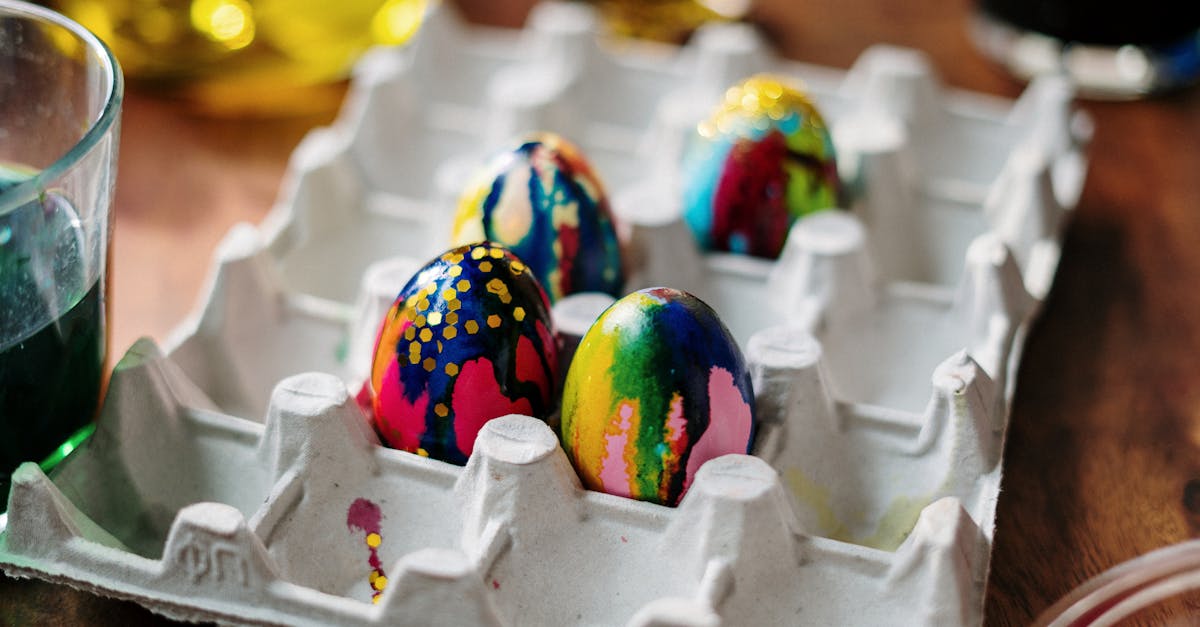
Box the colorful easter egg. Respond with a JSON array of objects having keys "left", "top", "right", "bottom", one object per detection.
[
  {"left": 682, "top": 74, "right": 841, "bottom": 259},
  {"left": 560, "top": 287, "right": 757, "bottom": 506},
  {"left": 363, "top": 243, "right": 558, "bottom": 465},
  {"left": 451, "top": 132, "right": 625, "bottom": 303}
]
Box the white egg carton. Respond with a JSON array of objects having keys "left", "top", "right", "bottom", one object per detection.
[{"left": 0, "top": 2, "right": 1091, "bottom": 625}]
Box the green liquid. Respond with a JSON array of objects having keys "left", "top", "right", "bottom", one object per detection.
[{"left": 0, "top": 168, "right": 104, "bottom": 510}]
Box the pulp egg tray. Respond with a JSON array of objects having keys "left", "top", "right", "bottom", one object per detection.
[{"left": 0, "top": 2, "right": 1091, "bottom": 625}]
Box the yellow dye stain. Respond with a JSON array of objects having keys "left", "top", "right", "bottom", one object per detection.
[
  {"left": 552, "top": 199, "right": 581, "bottom": 230},
  {"left": 784, "top": 468, "right": 931, "bottom": 551},
  {"left": 373, "top": 576, "right": 388, "bottom": 591},
  {"left": 491, "top": 189, "right": 533, "bottom": 244},
  {"left": 783, "top": 468, "right": 851, "bottom": 541},
  {"left": 417, "top": 448, "right": 429, "bottom": 457},
  {"left": 858, "top": 495, "right": 931, "bottom": 551},
  {"left": 366, "top": 533, "right": 381, "bottom": 548},
  {"left": 453, "top": 188, "right": 489, "bottom": 245},
  {"left": 562, "top": 331, "right": 618, "bottom": 489}
]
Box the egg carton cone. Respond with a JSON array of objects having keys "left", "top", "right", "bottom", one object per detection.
[
  {"left": 2, "top": 333, "right": 996, "bottom": 625},
  {"left": 260, "top": 1, "right": 1089, "bottom": 310}
]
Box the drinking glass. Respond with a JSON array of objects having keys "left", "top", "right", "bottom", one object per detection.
[{"left": 0, "top": 0, "right": 122, "bottom": 510}]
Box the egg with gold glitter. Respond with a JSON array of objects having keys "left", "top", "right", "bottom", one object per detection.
[
  {"left": 363, "top": 243, "right": 559, "bottom": 465},
  {"left": 682, "top": 74, "right": 841, "bottom": 259},
  {"left": 560, "top": 287, "right": 756, "bottom": 506},
  {"left": 451, "top": 132, "right": 625, "bottom": 303}
]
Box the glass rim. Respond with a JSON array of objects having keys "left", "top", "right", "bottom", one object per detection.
[{"left": 0, "top": 0, "right": 124, "bottom": 216}]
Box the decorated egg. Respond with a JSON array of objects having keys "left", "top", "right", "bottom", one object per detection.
[
  {"left": 451, "top": 132, "right": 625, "bottom": 303},
  {"left": 682, "top": 74, "right": 841, "bottom": 259},
  {"left": 560, "top": 287, "right": 756, "bottom": 506},
  {"left": 363, "top": 243, "right": 559, "bottom": 465}
]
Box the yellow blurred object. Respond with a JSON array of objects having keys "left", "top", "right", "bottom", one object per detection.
[
  {"left": 51, "top": 0, "right": 426, "bottom": 116},
  {"left": 589, "top": 0, "right": 749, "bottom": 43}
]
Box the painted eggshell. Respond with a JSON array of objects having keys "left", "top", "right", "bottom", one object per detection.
[
  {"left": 364, "top": 242, "right": 558, "bottom": 465},
  {"left": 560, "top": 287, "right": 757, "bottom": 506},
  {"left": 682, "top": 74, "right": 841, "bottom": 259},
  {"left": 451, "top": 132, "right": 625, "bottom": 303}
]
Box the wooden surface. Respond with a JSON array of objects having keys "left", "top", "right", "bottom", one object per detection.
[{"left": 4, "top": 0, "right": 1200, "bottom": 624}]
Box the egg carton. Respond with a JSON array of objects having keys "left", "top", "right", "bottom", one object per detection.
[
  {"left": 0, "top": 1, "right": 1090, "bottom": 624},
  {"left": 2, "top": 324, "right": 997, "bottom": 625},
  {"left": 0, "top": 209, "right": 1025, "bottom": 625}
]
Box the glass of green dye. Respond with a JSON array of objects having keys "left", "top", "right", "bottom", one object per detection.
[{"left": 0, "top": 0, "right": 122, "bottom": 511}]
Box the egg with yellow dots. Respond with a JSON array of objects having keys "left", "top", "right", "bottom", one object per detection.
[
  {"left": 362, "top": 242, "right": 559, "bottom": 464},
  {"left": 682, "top": 74, "right": 841, "bottom": 259}
]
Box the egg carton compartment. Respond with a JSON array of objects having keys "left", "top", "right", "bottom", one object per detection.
[
  {"left": 2, "top": 331, "right": 996, "bottom": 625},
  {"left": 260, "top": 1, "right": 1088, "bottom": 310}
]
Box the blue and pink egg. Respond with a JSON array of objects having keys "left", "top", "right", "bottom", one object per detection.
[{"left": 451, "top": 132, "right": 624, "bottom": 303}]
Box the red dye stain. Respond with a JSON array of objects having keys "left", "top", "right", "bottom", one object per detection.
[
  {"left": 347, "top": 498, "right": 387, "bottom": 602},
  {"left": 492, "top": 579, "right": 501, "bottom": 590},
  {"left": 620, "top": 536, "right": 628, "bottom": 543},
  {"left": 347, "top": 497, "right": 383, "bottom": 534},
  {"left": 711, "top": 131, "right": 791, "bottom": 258}
]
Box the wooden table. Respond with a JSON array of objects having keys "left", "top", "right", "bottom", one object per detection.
[{"left": 4, "top": 0, "right": 1200, "bottom": 624}]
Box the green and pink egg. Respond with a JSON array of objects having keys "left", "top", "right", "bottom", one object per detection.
[{"left": 560, "top": 287, "right": 757, "bottom": 506}]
